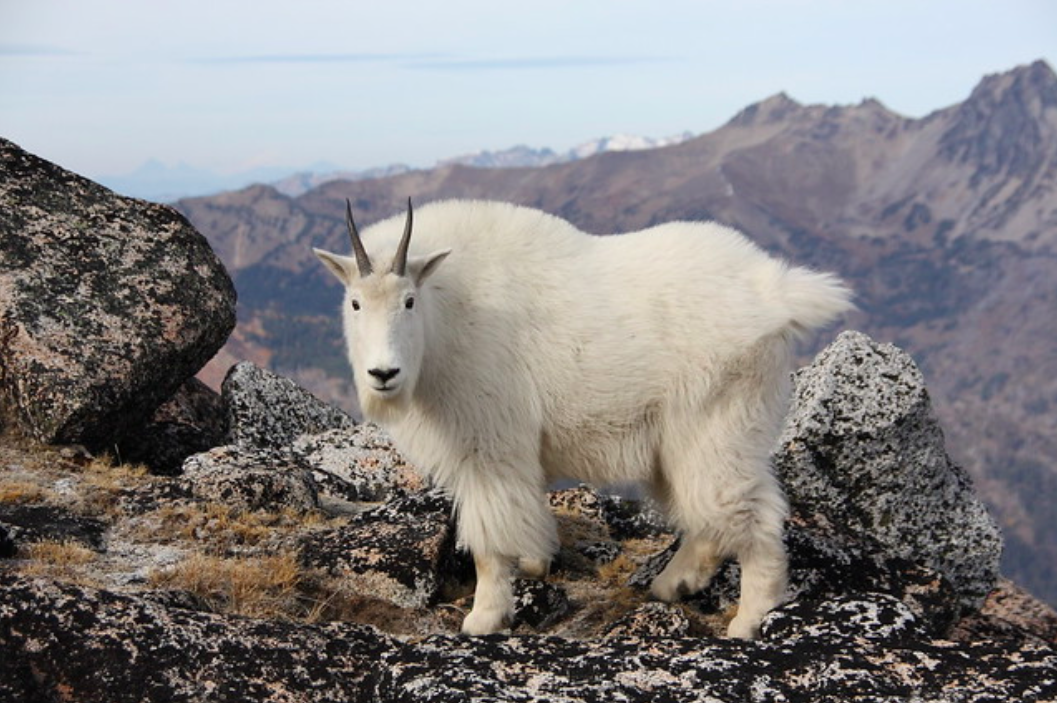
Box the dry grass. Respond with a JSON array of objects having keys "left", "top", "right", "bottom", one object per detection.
[
  {"left": 0, "top": 478, "right": 51, "bottom": 504},
  {"left": 139, "top": 502, "right": 339, "bottom": 555},
  {"left": 150, "top": 551, "right": 306, "bottom": 619},
  {"left": 20, "top": 539, "right": 99, "bottom": 585}
]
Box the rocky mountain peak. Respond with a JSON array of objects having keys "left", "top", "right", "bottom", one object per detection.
[
  {"left": 939, "top": 60, "right": 1057, "bottom": 184},
  {"left": 726, "top": 92, "right": 805, "bottom": 127}
]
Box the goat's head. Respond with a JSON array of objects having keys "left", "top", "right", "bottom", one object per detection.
[{"left": 314, "top": 199, "right": 450, "bottom": 412}]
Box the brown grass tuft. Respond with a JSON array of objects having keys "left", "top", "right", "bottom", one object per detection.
[{"left": 150, "top": 551, "right": 305, "bottom": 619}]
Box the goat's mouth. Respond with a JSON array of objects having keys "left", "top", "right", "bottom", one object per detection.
[{"left": 370, "top": 382, "right": 402, "bottom": 396}]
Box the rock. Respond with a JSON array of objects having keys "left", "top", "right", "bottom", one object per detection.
[
  {"left": 291, "top": 425, "right": 426, "bottom": 502},
  {"left": 222, "top": 362, "right": 355, "bottom": 449},
  {"left": 514, "top": 579, "right": 573, "bottom": 630},
  {"left": 0, "top": 525, "right": 15, "bottom": 558},
  {"left": 299, "top": 491, "right": 467, "bottom": 609},
  {"left": 2, "top": 573, "right": 1055, "bottom": 702},
  {"left": 0, "top": 504, "right": 107, "bottom": 552},
  {"left": 761, "top": 593, "right": 924, "bottom": 644},
  {"left": 603, "top": 601, "right": 692, "bottom": 639},
  {"left": 0, "top": 575, "right": 390, "bottom": 702},
  {"left": 0, "top": 138, "right": 236, "bottom": 448},
  {"left": 117, "top": 378, "right": 229, "bottom": 475},
  {"left": 775, "top": 330, "right": 1003, "bottom": 612},
  {"left": 180, "top": 445, "right": 320, "bottom": 513}
]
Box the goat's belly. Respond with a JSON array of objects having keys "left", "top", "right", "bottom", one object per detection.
[{"left": 540, "top": 420, "right": 657, "bottom": 486}]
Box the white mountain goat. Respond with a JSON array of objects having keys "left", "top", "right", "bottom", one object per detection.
[{"left": 314, "top": 199, "right": 852, "bottom": 638}]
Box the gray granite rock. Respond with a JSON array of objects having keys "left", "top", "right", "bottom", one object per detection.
[
  {"left": 0, "top": 575, "right": 389, "bottom": 702},
  {"left": 775, "top": 330, "right": 1003, "bottom": 612},
  {"left": 290, "top": 425, "right": 426, "bottom": 502},
  {"left": 0, "top": 138, "right": 235, "bottom": 447},
  {"left": 180, "top": 445, "right": 320, "bottom": 513},
  {"left": 4, "top": 573, "right": 1053, "bottom": 702},
  {"left": 222, "top": 362, "right": 355, "bottom": 449}
]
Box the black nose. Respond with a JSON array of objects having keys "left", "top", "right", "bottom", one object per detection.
[{"left": 368, "top": 367, "right": 400, "bottom": 383}]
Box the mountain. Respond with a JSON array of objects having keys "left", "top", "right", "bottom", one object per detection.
[
  {"left": 176, "top": 60, "right": 1057, "bottom": 605},
  {"left": 438, "top": 132, "right": 696, "bottom": 169},
  {"left": 100, "top": 133, "right": 696, "bottom": 202}
]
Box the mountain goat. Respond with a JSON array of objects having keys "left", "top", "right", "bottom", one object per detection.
[{"left": 314, "top": 199, "right": 852, "bottom": 638}]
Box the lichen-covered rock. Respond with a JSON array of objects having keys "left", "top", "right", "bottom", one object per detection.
[
  {"left": 0, "top": 575, "right": 390, "bottom": 702},
  {"left": 180, "top": 445, "right": 320, "bottom": 512},
  {"left": 762, "top": 593, "right": 924, "bottom": 644},
  {"left": 299, "top": 491, "right": 466, "bottom": 609},
  {"left": 775, "top": 330, "right": 1003, "bottom": 612},
  {"left": 603, "top": 601, "right": 692, "bottom": 639},
  {"left": 2, "top": 572, "right": 1054, "bottom": 703},
  {"left": 513, "top": 579, "right": 572, "bottom": 630},
  {"left": 0, "top": 138, "right": 235, "bottom": 447},
  {"left": 291, "top": 425, "right": 425, "bottom": 502},
  {"left": 222, "top": 361, "right": 355, "bottom": 448},
  {"left": 0, "top": 504, "right": 107, "bottom": 552}
]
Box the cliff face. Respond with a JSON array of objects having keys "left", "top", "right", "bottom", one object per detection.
[{"left": 176, "top": 61, "right": 1057, "bottom": 604}]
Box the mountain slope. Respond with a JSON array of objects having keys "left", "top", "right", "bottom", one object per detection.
[{"left": 177, "top": 60, "right": 1057, "bottom": 605}]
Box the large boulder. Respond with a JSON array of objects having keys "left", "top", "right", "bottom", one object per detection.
[
  {"left": 775, "top": 331, "right": 1003, "bottom": 612},
  {"left": 0, "top": 138, "right": 235, "bottom": 448}
]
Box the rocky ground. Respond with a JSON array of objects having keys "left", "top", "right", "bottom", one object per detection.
[{"left": 2, "top": 136, "right": 1057, "bottom": 701}]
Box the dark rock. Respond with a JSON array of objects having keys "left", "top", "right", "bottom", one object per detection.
[
  {"left": 0, "top": 504, "right": 106, "bottom": 552},
  {"left": 0, "top": 525, "right": 15, "bottom": 558},
  {"left": 222, "top": 362, "right": 355, "bottom": 449},
  {"left": 180, "top": 445, "right": 320, "bottom": 513},
  {"left": 514, "top": 579, "right": 572, "bottom": 630},
  {"left": 118, "top": 378, "right": 229, "bottom": 475},
  {"left": 0, "top": 575, "right": 390, "bottom": 702},
  {"left": 378, "top": 623, "right": 1057, "bottom": 702},
  {"left": 775, "top": 330, "right": 1003, "bottom": 611},
  {"left": 299, "top": 491, "right": 468, "bottom": 609},
  {"left": 0, "top": 138, "right": 236, "bottom": 448}
]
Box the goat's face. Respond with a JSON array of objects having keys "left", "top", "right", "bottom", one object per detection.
[{"left": 314, "top": 200, "right": 449, "bottom": 413}]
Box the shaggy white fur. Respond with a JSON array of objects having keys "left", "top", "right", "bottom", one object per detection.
[{"left": 315, "top": 199, "right": 853, "bottom": 638}]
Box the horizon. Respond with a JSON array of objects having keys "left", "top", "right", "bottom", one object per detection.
[{"left": 2, "top": 1, "right": 1055, "bottom": 186}]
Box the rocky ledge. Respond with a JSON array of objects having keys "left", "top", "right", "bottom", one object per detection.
[
  {"left": 2, "top": 334, "right": 1055, "bottom": 702},
  {"left": 1, "top": 139, "right": 1055, "bottom": 701}
]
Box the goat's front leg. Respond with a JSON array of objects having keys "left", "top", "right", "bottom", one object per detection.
[{"left": 462, "top": 552, "right": 516, "bottom": 635}]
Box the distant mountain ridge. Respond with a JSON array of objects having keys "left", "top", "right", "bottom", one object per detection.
[
  {"left": 177, "top": 60, "right": 1057, "bottom": 606},
  {"left": 100, "top": 132, "right": 696, "bottom": 202}
]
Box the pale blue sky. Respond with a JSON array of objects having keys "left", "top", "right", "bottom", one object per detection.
[{"left": 1, "top": 0, "right": 1054, "bottom": 181}]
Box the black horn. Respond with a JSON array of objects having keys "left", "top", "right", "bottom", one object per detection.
[
  {"left": 346, "top": 199, "right": 373, "bottom": 277},
  {"left": 391, "top": 197, "right": 414, "bottom": 276}
]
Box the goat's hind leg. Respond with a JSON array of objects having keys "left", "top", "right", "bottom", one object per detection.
[
  {"left": 650, "top": 532, "right": 724, "bottom": 602},
  {"left": 728, "top": 526, "right": 787, "bottom": 639}
]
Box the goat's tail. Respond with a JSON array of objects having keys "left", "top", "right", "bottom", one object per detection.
[{"left": 781, "top": 265, "right": 855, "bottom": 338}]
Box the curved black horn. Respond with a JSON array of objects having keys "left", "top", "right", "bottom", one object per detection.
[
  {"left": 391, "top": 197, "right": 414, "bottom": 276},
  {"left": 346, "top": 199, "right": 373, "bottom": 276}
]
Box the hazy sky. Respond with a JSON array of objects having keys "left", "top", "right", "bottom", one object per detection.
[{"left": 2, "top": 0, "right": 1054, "bottom": 180}]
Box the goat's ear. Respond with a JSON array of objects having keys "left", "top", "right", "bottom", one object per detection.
[
  {"left": 314, "top": 248, "right": 357, "bottom": 285},
  {"left": 408, "top": 248, "right": 451, "bottom": 285}
]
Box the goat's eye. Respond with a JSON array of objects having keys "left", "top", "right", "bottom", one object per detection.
[
  {"left": 351, "top": 300, "right": 361, "bottom": 311},
  {"left": 404, "top": 296, "right": 415, "bottom": 310}
]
